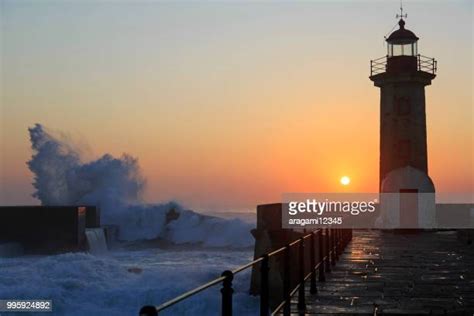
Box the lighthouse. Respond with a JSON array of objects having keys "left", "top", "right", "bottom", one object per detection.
[{"left": 370, "top": 11, "right": 437, "bottom": 228}]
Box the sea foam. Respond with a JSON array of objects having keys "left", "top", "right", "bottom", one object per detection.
[{"left": 27, "top": 124, "right": 254, "bottom": 247}]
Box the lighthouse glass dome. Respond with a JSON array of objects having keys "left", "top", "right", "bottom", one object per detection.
[
  {"left": 388, "top": 41, "right": 417, "bottom": 57},
  {"left": 386, "top": 19, "right": 419, "bottom": 57}
]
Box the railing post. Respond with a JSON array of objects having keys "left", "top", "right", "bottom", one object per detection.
[
  {"left": 221, "top": 270, "right": 234, "bottom": 316},
  {"left": 318, "top": 230, "right": 325, "bottom": 282},
  {"left": 330, "top": 228, "right": 336, "bottom": 266},
  {"left": 341, "top": 229, "right": 345, "bottom": 250},
  {"left": 325, "top": 228, "right": 331, "bottom": 272},
  {"left": 139, "top": 306, "right": 158, "bottom": 316},
  {"left": 310, "top": 232, "right": 317, "bottom": 294},
  {"left": 260, "top": 255, "right": 270, "bottom": 316},
  {"left": 342, "top": 229, "right": 346, "bottom": 247},
  {"left": 337, "top": 228, "right": 344, "bottom": 256},
  {"left": 297, "top": 238, "right": 306, "bottom": 311},
  {"left": 283, "top": 245, "right": 291, "bottom": 316}
]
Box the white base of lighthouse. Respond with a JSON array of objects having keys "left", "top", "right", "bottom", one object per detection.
[{"left": 376, "top": 166, "right": 436, "bottom": 229}]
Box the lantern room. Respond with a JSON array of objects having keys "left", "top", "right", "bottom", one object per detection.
[
  {"left": 381, "top": 18, "right": 428, "bottom": 75},
  {"left": 386, "top": 19, "right": 418, "bottom": 57},
  {"left": 369, "top": 16, "right": 436, "bottom": 77}
]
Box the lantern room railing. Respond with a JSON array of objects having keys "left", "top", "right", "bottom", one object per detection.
[
  {"left": 370, "top": 54, "right": 437, "bottom": 76},
  {"left": 370, "top": 56, "right": 389, "bottom": 76}
]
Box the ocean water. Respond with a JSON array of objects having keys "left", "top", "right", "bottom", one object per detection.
[
  {"left": 2, "top": 124, "right": 260, "bottom": 315},
  {"left": 0, "top": 247, "right": 258, "bottom": 315}
]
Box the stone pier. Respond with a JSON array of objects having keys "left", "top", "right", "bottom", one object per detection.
[{"left": 286, "top": 230, "right": 474, "bottom": 315}]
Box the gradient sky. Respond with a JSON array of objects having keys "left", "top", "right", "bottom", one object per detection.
[{"left": 1, "top": 0, "right": 472, "bottom": 212}]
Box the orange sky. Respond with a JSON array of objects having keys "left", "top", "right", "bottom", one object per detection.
[{"left": 1, "top": 1, "right": 472, "bottom": 212}]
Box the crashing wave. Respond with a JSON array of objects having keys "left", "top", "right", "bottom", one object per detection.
[{"left": 27, "top": 124, "right": 253, "bottom": 247}]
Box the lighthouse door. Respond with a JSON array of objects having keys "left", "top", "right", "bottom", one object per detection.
[{"left": 399, "top": 189, "right": 418, "bottom": 228}]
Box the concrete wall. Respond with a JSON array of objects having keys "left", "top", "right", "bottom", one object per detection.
[
  {"left": 436, "top": 204, "right": 474, "bottom": 229},
  {"left": 84, "top": 206, "right": 100, "bottom": 228},
  {"left": 0, "top": 206, "right": 95, "bottom": 253},
  {"left": 250, "top": 203, "right": 316, "bottom": 309}
]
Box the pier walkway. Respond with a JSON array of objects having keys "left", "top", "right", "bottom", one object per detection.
[{"left": 287, "top": 230, "right": 474, "bottom": 315}]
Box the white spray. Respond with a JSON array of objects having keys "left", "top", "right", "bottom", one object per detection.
[{"left": 27, "top": 124, "right": 253, "bottom": 247}]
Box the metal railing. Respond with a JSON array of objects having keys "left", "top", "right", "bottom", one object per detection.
[
  {"left": 417, "top": 54, "right": 437, "bottom": 74},
  {"left": 370, "top": 54, "right": 437, "bottom": 76},
  {"left": 370, "top": 55, "right": 388, "bottom": 76},
  {"left": 139, "top": 228, "right": 353, "bottom": 316}
]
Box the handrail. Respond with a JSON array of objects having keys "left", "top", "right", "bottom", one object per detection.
[
  {"left": 270, "top": 253, "right": 325, "bottom": 315},
  {"left": 372, "top": 55, "right": 388, "bottom": 62},
  {"left": 139, "top": 228, "right": 353, "bottom": 316},
  {"left": 152, "top": 276, "right": 227, "bottom": 312},
  {"left": 370, "top": 54, "right": 437, "bottom": 76}
]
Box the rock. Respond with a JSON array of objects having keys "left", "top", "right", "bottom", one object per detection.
[{"left": 127, "top": 267, "right": 143, "bottom": 274}]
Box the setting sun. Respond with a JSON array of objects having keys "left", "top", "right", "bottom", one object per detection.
[{"left": 340, "top": 176, "right": 351, "bottom": 186}]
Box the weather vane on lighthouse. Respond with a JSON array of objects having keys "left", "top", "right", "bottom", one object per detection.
[{"left": 396, "top": 1, "right": 407, "bottom": 20}]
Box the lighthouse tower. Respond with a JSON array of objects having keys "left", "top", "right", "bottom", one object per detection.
[{"left": 370, "top": 12, "right": 437, "bottom": 227}]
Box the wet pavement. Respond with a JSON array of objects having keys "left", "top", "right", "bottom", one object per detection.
[{"left": 288, "top": 230, "right": 474, "bottom": 315}]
